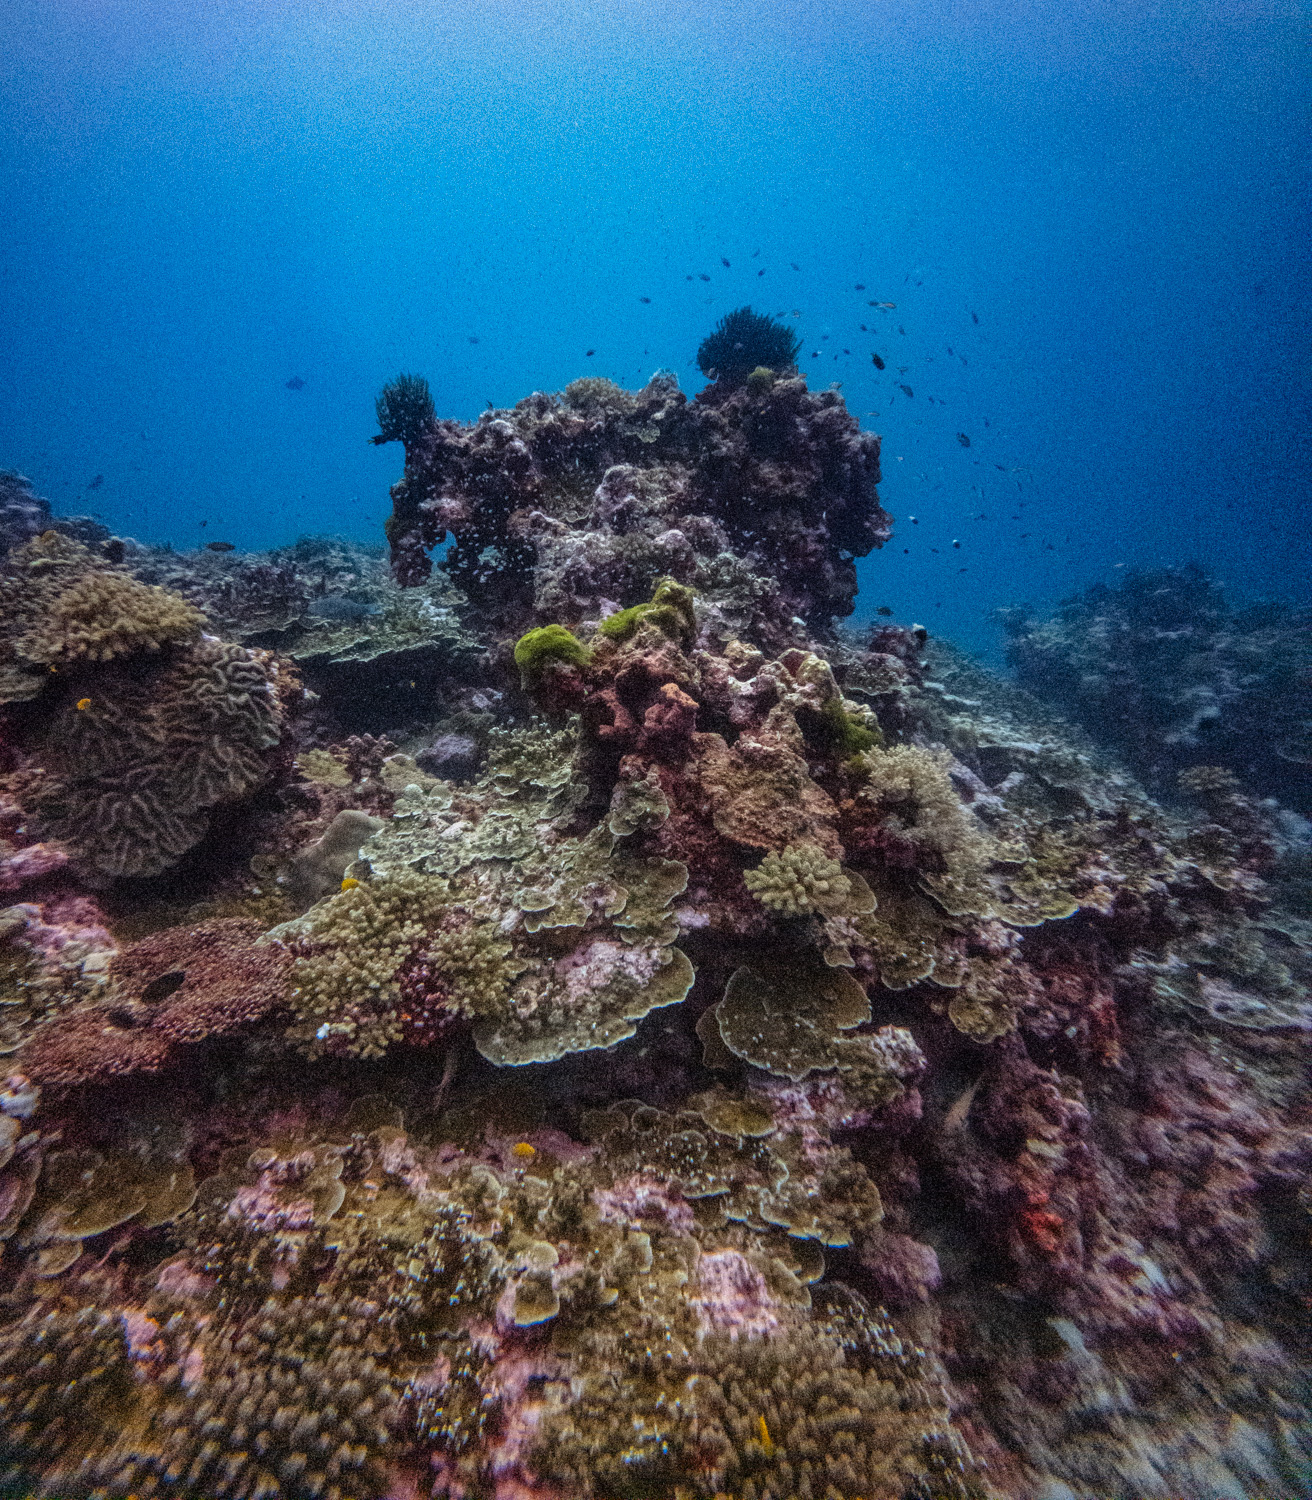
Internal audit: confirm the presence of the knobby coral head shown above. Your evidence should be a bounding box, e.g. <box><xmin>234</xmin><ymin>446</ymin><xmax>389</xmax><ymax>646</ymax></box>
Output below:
<box><xmin>697</xmin><ymin>306</ymin><xmax>802</xmax><ymax>386</ymax></box>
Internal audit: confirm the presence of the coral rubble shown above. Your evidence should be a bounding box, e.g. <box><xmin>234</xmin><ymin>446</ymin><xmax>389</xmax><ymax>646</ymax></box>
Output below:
<box><xmin>0</xmin><ymin>368</ymin><xmax>1307</xmax><ymax>1500</ymax></box>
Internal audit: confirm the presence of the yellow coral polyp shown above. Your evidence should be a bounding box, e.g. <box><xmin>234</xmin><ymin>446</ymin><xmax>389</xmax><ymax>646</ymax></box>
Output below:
<box><xmin>340</xmin><ymin>876</ymin><xmax>361</xmax><ymax>891</ymax></box>
<box><xmin>511</xmin><ymin>1141</ymin><xmax>537</xmax><ymax>1161</ymax></box>
<box><xmin>75</xmin><ymin>697</ymin><xmax>91</xmax><ymax>711</ymax></box>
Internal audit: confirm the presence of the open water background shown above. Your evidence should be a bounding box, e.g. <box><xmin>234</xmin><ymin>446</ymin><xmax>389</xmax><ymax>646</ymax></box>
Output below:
<box><xmin>2</xmin><ymin>0</ymin><xmax>1308</xmax><ymax>659</ymax></box>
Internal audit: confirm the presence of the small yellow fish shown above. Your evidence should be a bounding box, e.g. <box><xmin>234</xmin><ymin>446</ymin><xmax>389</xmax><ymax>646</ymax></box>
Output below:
<box><xmin>76</xmin><ymin>697</ymin><xmax>92</xmax><ymax>711</ymax></box>
<box><xmin>511</xmin><ymin>1141</ymin><xmax>537</xmax><ymax>1161</ymax></box>
<box><xmin>340</xmin><ymin>876</ymin><xmax>361</xmax><ymax>891</ymax></box>
<box><xmin>757</xmin><ymin>1414</ymin><xmax>774</xmax><ymax>1457</ymax></box>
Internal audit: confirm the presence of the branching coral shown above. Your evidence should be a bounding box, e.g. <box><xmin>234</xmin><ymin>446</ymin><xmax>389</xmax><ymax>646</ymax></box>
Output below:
<box><xmin>282</xmin><ymin>868</ymin><xmax>451</xmax><ymax>1058</ymax></box>
<box><xmin>745</xmin><ymin>842</ymin><xmax>852</xmax><ymax>918</ymax></box>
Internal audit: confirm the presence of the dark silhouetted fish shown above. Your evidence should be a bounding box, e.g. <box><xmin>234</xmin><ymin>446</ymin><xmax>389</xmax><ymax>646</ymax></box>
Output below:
<box><xmin>86</xmin><ymin>474</ymin><xmax>103</xmax><ymax>490</ymax></box>
<box><xmin>899</xmin><ymin>384</ymin><xmax>914</xmax><ymax>397</ymax></box>
<box><xmin>752</xmin><ymin>249</ymin><xmax>760</xmax><ymax>257</ymax></box>
<box><xmin>854</xmin><ymin>283</ymin><xmax>865</xmax><ymax>290</ymax></box>
<box><xmin>757</xmin><ymin>269</ymin><xmax>765</xmax><ymax>276</ymax></box>
<box><xmin>699</xmin><ymin>274</ymin><xmax>711</xmax><ymax>281</ymax></box>
<box><xmin>468</xmin><ymin>336</ymin><xmax>479</xmax><ymax>343</ymax></box>
<box><xmin>285</xmin><ymin>375</ymin><xmax>305</xmax><ymax>390</ymax></box>
<box><xmin>308</xmin><ymin>596</ymin><xmax>382</xmax><ymax>621</ymax></box>
<box><xmin>957</xmin><ymin>433</ymin><xmax>971</xmax><ymax>447</ymax></box>
<box><xmin>972</xmin><ymin>311</ymin><xmax>979</xmax><ymax>323</ymax></box>
<box><xmin>871</xmin><ymin>353</ymin><xmax>885</xmax><ymax>370</ymax></box>
<box><xmin>876</xmin><ymin>605</ymin><xmax>892</xmax><ymax>616</ymax></box>
<box><xmin>685</xmin><ymin>274</ymin><xmax>693</xmax><ymax>280</ymax></box>
<box><xmin>205</xmin><ymin>540</ymin><xmax>235</xmax><ymax>552</ymax></box>
<box><xmin>585</xmin><ymin>349</ymin><xmax>595</xmax><ymax>357</ymax></box>
<box><xmin>790</xmin><ymin>263</ymin><xmax>800</xmax><ymax>270</ymax></box>
<box><xmin>639</xmin><ymin>296</ymin><xmax>652</xmax><ymax>303</ymax></box>
<box><xmin>721</xmin><ymin>257</ymin><xmax>731</xmax><ymax>267</ymax></box>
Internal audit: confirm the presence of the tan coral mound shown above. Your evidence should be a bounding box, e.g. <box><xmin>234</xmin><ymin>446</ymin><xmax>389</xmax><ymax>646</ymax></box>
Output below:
<box><xmin>18</xmin><ymin>570</ymin><xmax>204</xmax><ymax>664</ymax></box>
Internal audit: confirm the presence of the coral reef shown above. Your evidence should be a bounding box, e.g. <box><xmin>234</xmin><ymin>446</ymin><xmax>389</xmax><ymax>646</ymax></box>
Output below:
<box><xmin>383</xmin><ymin>364</ymin><xmax>890</xmax><ymax>650</ymax></box>
<box><xmin>0</xmin><ymin>535</ymin><xmax>299</xmax><ymax>879</ymax></box>
<box><xmin>0</xmin><ymin>369</ymin><xmax>1307</xmax><ymax>1500</ymax></box>
<box><xmin>1002</xmin><ymin>566</ymin><xmax>1312</xmax><ymax>810</ymax></box>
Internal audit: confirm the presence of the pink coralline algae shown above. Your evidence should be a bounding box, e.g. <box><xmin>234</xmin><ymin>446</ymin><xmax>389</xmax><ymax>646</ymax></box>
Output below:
<box><xmin>692</xmin><ymin>1247</ymin><xmax>783</xmax><ymax>1339</ymax></box>
<box><xmin>22</xmin><ymin>917</ymin><xmax>289</xmax><ymax>1087</ymax></box>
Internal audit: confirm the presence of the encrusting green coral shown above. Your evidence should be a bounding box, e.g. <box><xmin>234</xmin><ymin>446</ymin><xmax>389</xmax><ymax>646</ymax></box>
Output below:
<box><xmin>512</xmin><ymin>623</ymin><xmax>591</xmax><ymax>680</ymax></box>
<box><xmin>596</xmin><ymin>576</ymin><xmax>697</xmax><ymax>645</ymax></box>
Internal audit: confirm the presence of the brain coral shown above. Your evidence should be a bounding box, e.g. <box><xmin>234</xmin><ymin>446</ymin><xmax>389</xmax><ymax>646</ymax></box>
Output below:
<box><xmin>29</xmin><ymin>638</ymin><xmax>291</xmax><ymax>879</ymax></box>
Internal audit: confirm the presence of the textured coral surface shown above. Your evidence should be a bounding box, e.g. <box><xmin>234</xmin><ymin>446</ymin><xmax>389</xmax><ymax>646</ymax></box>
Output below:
<box><xmin>0</xmin><ymin>373</ymin><xmax>1307</xmax><ymax>1500</ymax></box>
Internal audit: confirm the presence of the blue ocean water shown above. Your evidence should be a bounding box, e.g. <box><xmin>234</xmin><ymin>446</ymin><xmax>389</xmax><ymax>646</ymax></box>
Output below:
<box><xmin>1</xmin><ymin>0</ymin><xmax>1307</xmax><ymax>659</ymax></box>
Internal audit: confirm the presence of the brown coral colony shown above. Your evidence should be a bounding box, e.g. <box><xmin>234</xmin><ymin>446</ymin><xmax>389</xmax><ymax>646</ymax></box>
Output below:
<box><xmin>0</xmin><ymin>356</ymin><xmax>1305</xmax><ymax>1500</ymax></box>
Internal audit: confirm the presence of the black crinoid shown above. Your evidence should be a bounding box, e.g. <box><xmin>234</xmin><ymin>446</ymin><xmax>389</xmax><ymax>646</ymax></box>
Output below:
<box><xmin>696</xmin><ymin>306</ymin><xmax>802</xmax><ymax>386</ymax></box>
<box><xmin>372</xmin><ymin>373</ymin><xmax>436</xmax><ymax>446</ymax></box>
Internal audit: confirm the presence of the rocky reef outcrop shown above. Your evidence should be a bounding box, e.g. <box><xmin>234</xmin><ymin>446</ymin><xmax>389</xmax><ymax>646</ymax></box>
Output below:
<box><xmin>1002</xmin><ymin>565</ymin><xmax>1312</xmax><ymax>812</ymax></box>
<box><xmin>0</xmin><ymin>373</ymin><xmax>1307</xmax><ymax>1500</ymax></box>
<box><xmin>384</xmin><ymin>371</ymin><xmax>891</xmax><ymax>652</ymax></box>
